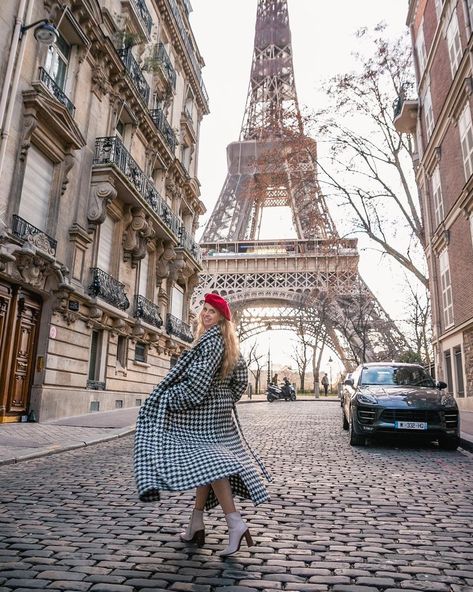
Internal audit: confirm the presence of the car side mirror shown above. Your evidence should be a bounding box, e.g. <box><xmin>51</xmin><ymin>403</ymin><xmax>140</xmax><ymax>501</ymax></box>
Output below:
<box><xmin>436</xmin><ymin>380</ymin><xmax>447</xmax><ymax>390</ymax></box>
<box><xmin>344</xmin><ymin>378</ymin><xmax>354</xmax><ymax>387</ymax></box>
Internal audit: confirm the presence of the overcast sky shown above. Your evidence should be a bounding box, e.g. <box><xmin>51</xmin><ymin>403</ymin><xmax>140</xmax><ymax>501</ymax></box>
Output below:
<box><xmin>190</xmin><ymin>1</ymin><xmax>411</xmax><ymax>371</ymax></box>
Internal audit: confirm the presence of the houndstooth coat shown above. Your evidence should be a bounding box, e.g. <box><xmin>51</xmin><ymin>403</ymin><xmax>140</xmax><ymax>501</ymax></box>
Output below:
<box><xmin>134</xmin><ymin>324</ymin><xmax>270</xmax><ymax>509</ymax></box>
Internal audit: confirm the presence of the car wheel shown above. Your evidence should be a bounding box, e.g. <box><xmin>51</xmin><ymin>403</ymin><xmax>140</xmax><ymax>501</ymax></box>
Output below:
<box><xmin>349</xmin><ymin>413</ymin><xmax>364</xmax><ymax>446</ymax></box>
<box><xmin>438</xmin><ymin>435</ymin><xmax>460</xmax><ymax>451</ymax></box>
<box><xmin>342</xmin><ymin>410</ymin><xmax>349</xmax><ymax>431</ymax></box>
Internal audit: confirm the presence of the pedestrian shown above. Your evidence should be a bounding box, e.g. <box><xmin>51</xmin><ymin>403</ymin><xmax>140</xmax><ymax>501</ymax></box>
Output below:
<box><xmin>321</xmin><ymin>373</ymin><xmax>329</xmax><ymax>395</ymax></box>
<box><xmin>134</xmin><ymin>293</ymin><xmax>271</xmax><ymax>557</ymax></box>
<box><xmin>271</xmin><ymin>372</ymin><xmax>279</xmax><ymax>385</ymax></box>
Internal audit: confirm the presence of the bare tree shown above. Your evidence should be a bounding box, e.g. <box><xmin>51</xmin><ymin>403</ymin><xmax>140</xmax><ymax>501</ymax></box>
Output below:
<box><xmin>400</xmin><ymin>282</ymin><xmax>433</xmax><ymax>367</ymax></box>
<box><xmin>246</xmin><ymin>342</ymin><xmax>265</xmax><ymax>394</ymax></box>
<box><xmin>312</xmin><ymin>24</ymin><xmax>427</xmax><ymax>288</ymax></box>
<box><xmin>290</xmin><ymin>330</ymin><xmax>311</xmax><ymax>391</ymax></box>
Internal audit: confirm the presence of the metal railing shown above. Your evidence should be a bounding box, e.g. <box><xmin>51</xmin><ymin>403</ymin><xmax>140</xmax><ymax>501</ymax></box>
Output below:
<box><xmin>11</xmin><ymin>214</ymin><xmax>57</xmax><ymax>257</ymax></box>
<box><xmin>38</xmin><ymin>67</ymin><xmax>75</xmax><ymax>116</ymax></box>
<box><xmin>93</xmin><ymin>136</ymin><xmax>181</xmax><ymax>236</ymax></box>
<box><xmin>179</xmin><ymin>225</ymin><xmax>202</xmax><ymax>263</ymax></box>
<box><xmin>152</xmin><ymin>43</ymin><xmax>177</xmax><ymax>89</ymax></box>
<box><xmin>200</xmin><ymin>238</ymin><xmax>359</xmax><ymax>258</ymax></box>
<box><xmin>88</xmin><ymin>267</ymin><xmax>130</xmax><ymax>310</ymax></box>
<box><xmin>117</xmin><ymin>48</ymin><xmax>150</xmax><ymax>105</ymax></box>
<box><xmin>167</xmin><ymin>0</ymin><xmax>208</xmax><ymax>104</ymax></box>
<box><xmin>166</xmin><ymin>313</ymin><xmax>193</xmax><ymax>343</ymax></box>
<box><xmin>133</xmin><ymin>0</ymin><xmax>153</xmax><ymax>34</ymax></box>
<box><xmin>133</xmin><ymin>295</ymin><xmax>163</xmax><ymax>328</ymax></box>
<box><xmin>149</xmin><ymin>107</ymin><xmax>176</xmax><ymax>152</ymax></box>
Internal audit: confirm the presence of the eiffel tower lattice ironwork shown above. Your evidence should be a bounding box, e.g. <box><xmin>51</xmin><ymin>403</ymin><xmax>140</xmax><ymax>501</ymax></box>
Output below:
<box><xmin>195</xmin><ymin>0</ymin><xmax>408</xmax><ymax>368</ymax></box>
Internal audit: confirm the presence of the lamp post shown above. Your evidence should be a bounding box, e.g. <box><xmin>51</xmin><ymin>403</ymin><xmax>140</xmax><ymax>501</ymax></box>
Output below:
<box><xmin>328</xmin><ymin>356</ymin><xmax>333</xmax><ymax>394</ymax></box>
<box><xmin>266</xmin><ymin>322</ymin><xmax>272</xmax><ymax>385</ymax></box>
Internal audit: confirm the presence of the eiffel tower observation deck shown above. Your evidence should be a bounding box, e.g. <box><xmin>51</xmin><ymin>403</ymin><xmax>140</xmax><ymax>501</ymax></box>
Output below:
<box><xmin>196</xmin><ymin>0</ymin><xmax>407</xmax><ymax>367</ymax></box>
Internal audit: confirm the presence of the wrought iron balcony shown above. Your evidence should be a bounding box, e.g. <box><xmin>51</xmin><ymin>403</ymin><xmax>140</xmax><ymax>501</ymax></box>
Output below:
<box><xmin>38</xmin><ymin>67</ymin><xmax>75</xmax><ymax>116</ymax></box>
<box><xmin>179</xmin><ymin>225</ymin><xmax>202</xmax><ymax>264</ymax></box>
<box><xmin>393</xmin><ymin>95</ymin><xmax>418</xmax><ymax>134</ymax></box>
<box><xmin>11</xmin><ymin>214</ymin><xmax>57</xmax><ymax>257</ymax></box>
<box><xmin>133</xmin><ymin>0</ymin><xmax>153</xmax><ymax>35</ymax></box>
<box><xmin>167</xmin><ymin>0</ymin><xmax>208</xmax><ymax>104</ymax></box>
<box><xmin>117</xmin><ymin>48</ymin><xmax>150</xmax><ymax>105</ymax></box>
<box><xmin>152</xmin><ymin>43</ymin><xmax>177</xmax><ymax>90</ymax></box>
<box><xmin>133</xmin><ymin>294</ymin><xmax>163</xmax><ymax>328</ymax></box>
<box><xmin>149</xmin><ymin>107</ymin><xmax>176</xmax><ymax>153</ymax></box>
<box><xmin>166</xmin><ymin>313</ymin><xmax>193</xmax><ymax>343</ymax></box>
<box><xmin>94</xmin><ymin>136</ymin><xmax>181</xmax><ymax>237</ymax></box>
<box><xmin>88</xmin><ymin>267</ymin><xmax>130</xmax><ymax>310</ymax></box>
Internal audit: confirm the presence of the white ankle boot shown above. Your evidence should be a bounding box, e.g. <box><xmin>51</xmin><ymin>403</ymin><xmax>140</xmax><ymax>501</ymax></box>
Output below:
<box><xmin>218</xmin><ymin>511</ymin><xmax>254</xmax><ymax>557</ymax></box>
<box><xmin>180</xmin><ymin>509</ymin><xmax>205</xmax><ymax>546</ymax></box>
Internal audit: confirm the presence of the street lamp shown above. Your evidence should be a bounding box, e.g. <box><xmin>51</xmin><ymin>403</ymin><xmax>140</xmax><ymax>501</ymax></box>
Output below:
<box><xmin>20</xmin><ymin>20</ymin><xmax>59</xmax><ymax>45</ymax></box>
<box><xmin>328</xmin><ymin>356</ymin><xmax>333</xmax><ymax>394</ymax></box>
<box><xmin>266</xmin><ymin>322</ymin><xmax>272</xmax><ymax>384</ymax></box>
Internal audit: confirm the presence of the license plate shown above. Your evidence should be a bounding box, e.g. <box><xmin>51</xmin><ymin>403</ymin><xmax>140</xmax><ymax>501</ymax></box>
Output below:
<box><xmin>395</xmin><ymin>421</ymin><xmax>427</xmax><ymax>430</ymax></box>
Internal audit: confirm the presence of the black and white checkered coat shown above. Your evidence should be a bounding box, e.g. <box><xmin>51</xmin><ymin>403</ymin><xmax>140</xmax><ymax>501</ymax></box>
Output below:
<box><xmin>134</xmin><ymin>325</ymin><xmax>270</xmax><ymax>509</ymax></box>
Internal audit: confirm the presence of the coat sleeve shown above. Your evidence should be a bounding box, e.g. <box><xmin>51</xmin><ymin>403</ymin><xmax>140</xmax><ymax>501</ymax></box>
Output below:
<box><xmin>228</xmin><ymin>354</ymin><xmax>249</xmax><ymax>403</ymax></box>
<box><xmin>165</xmin><ymin>336</ymin><xmax>224</xmax><ymax>412</ymax></box>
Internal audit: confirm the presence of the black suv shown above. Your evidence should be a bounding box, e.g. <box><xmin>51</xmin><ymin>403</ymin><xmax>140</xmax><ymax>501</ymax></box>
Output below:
<box><xmin>341</xmin><ymin>362</ymin><xmax>460</xmax><ymax>449</ymax></box>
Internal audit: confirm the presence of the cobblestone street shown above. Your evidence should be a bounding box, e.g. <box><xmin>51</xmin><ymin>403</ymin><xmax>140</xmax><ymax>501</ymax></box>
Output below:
<box><xmin>1</xmin><ymin>402</ymin><xmax>473</xmax><ymax>592</ymax></box>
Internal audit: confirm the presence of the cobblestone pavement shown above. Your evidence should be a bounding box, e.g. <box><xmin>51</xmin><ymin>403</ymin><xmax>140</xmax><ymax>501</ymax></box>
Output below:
<box><xmin>1</xmin><ymin>402</ymin><xmax>473</xmax><ymax>592</ymax></box>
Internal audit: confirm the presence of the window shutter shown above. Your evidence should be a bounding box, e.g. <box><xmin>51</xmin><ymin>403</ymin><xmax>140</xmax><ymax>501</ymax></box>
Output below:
<box><xmin>139</xmin><ymin>253</ymin><xmax>149</xmax><ymax>296</ymax></box>
<box><xmin>19</xmin><ymin>145</ymin><xmax>54</xmax><ymax>231</ymax></box>
<box><xmin>97</xmin><ymin>215</ymin><xmax>114</xmax><ymax>274</ymax></box>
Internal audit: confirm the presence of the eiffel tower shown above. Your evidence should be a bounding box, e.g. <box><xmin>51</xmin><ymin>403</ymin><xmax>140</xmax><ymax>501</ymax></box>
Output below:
<box><xmin>195</xmin><ymin>0</ymin><xmax>407</xmax><ymax>368</ymax></box>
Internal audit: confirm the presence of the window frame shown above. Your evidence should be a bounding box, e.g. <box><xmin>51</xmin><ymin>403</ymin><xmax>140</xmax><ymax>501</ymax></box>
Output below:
<box><xmin>416</xmin><ymin>21</ymin><xmax>427</xmax><ymax>76</ymax></box>
<box><xmin>446</xmin><ymin>9</ymin><xmax>462</xmax><ymax>76</ymax></box>
<box><xmin>459</xmin><ymin>103</ymin><xmax>473</xmax><ymax>179</ymax></box>
<box><xmin>431</xmin><ymin>166</ymin><xmax>444</xmax><ymax>228</ymax></box>
<box><xmin>423</xmin><ymin>87</ymin><xmax>435</xmax><ymax>138</ymax></box>
<box><xmin>439</xmin><ymin>249</ymin><xmax>454</xmax><ymax>329</ymax></box>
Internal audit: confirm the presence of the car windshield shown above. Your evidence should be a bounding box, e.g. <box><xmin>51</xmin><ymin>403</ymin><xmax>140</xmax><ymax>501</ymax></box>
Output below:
<box><xmin>360</xmin><ymin>366</ymin><xmax>436</xmax><ymax>387</ymax></box>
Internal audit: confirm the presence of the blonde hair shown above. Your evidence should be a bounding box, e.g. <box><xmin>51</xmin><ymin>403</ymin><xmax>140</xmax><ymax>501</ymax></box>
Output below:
<box><xmin>195</xmin><ymin>315</ymin><xmax>240</xmax><ymax>378</ymax></box>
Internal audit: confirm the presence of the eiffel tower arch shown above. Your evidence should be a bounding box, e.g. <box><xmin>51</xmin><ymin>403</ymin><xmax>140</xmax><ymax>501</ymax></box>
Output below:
<box><xmin>195</xmin><ymin>0</ymin><xmax>408</xmax><ymax>369</ymax></box>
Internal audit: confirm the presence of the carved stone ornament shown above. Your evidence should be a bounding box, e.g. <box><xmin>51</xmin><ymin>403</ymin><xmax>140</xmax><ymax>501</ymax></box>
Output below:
<box><xmin>19</xmin><ymin>113</ymin><xmax>38</xmax><ymax>161</ymax></box>
<box><xmin>156</xmin><ymin>241</ymin><xmax>176</xmax><ymax>280</ymax></box>
<box><xmin>13</xmin><ymin>251</ymin><xmax>51</xmax><ymax>288</ymax></box>
<box><xmin>61</xmin><ymin>153</ymin><xmax>75</xmax><ymax>196</ymax></box>
<box><xmin>122</xmin><ymin>206</ymin><xmax>155</xmax><ymax>266</ymax></box>
<box><xmin>91</xmin><ymin>64</ymin><xmax>111</xmax><ymax>99</ymax></box>
<box><xmin>168</xmin><ymin>252</ymin><xmax>186</xmax><ymax>283</ymax></box>
<box><xmin>87</xmin><ymin>181</ymin><xmax>117</xmax><ymax>230</ymax></box>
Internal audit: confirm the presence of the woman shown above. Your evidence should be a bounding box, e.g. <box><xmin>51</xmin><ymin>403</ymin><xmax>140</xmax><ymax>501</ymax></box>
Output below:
<box><xmin>134</xmin><ymin>293</ymin><xmax>270</xmax><ymax>556</ymax></box>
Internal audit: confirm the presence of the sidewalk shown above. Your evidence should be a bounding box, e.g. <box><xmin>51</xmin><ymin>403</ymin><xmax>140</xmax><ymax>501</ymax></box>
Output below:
<box><xmin>1</xmin><ymin>397</ymin><xmax>472</xmax><ymax>466</ymax></box>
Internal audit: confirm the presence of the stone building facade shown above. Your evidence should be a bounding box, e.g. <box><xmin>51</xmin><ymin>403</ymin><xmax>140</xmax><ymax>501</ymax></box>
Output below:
<box><xmin>0</xmin><ymin>0</ymin><xmax>208</xmax><ymax>422</ymax></box>
<box><xmin>396</xmin><ymin>0</ymin><xmax>473</xmax><ymax>410</ymax></box>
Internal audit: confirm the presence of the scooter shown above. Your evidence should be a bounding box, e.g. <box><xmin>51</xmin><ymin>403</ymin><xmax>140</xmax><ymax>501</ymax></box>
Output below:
<box><xmin>266</xmin><ymin>380</ymin><xmax>296</xmax><ymax>402</ymax></box>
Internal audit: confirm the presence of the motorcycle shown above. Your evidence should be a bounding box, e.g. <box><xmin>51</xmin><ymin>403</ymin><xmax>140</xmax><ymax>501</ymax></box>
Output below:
<box><xmin>266</xmin><ymin>380</ymin><xmax>296</xmax><ymax>402</ymax></box>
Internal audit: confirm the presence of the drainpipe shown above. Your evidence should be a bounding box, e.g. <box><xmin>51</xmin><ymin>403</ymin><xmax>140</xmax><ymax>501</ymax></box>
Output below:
<box><xmin>0</xmin><ymin>0</ymin><xmax>35</xmax><ymax>207</ymax></box>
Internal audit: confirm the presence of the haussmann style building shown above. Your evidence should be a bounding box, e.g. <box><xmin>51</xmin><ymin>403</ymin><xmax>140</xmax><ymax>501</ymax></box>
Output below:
<box><xmin>0</xmin><ymin>0</ymin><xmax>208</xmax><ymax>422</ymax></box>
<box><xmin>396</xmin><ymin>0</ymin><xmax>473</xmax><ymax>410</ymax></box>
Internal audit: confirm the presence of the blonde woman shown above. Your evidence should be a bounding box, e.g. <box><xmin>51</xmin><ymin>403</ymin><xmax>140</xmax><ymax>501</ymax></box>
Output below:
<box><xmin>134</xmin><ymin>293</ymin><xmax>270</xmax><ymax>556</ymax></box>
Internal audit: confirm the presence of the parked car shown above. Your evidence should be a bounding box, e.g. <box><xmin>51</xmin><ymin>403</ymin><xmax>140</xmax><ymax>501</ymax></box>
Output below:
<box><xmin>341</xmin><ymin>362</ymin><xmax>460</xmax><ymax>449</ymax></box>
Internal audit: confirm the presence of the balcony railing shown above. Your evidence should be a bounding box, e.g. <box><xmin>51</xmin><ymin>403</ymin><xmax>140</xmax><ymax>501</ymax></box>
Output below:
<box><xmin>168</xmin><ymin>0</ymin><xmax>208</xmax><ymax>104</ymax></box>
<box><xmin>133</xmin><ymin>295</ymin><xmax>163</xmax><ymax>328</ymax></box>
<box><xmin>88</xmin><ymin>267</ymin><xmax>130</xmax><ymax>310</ymax></box>
<box><xmin>94</xmin><ymin>136</ymin><xmax>181</xmax><ymax>236</ymax></box>
<box><xmin>38</xmin><ymin>67</ymin><xmax>75</xmax><ymax>116</ymax></box>
<box><xmin>11</xmin><ymin>214</ymin><xmax>57</xmax><ymax>257</ymax></box>
<box><xmin>152</xmin><ymin>43</ymin><xmax>177</xmax><ymax>90</ymax></box>
<box><xmin>149</xmin><ymin>107</ymin><xmax>176</xmax><ymax>153</ymax></box>
<box><xmin>179</xmin><ymin>226</ymin><xmax>202</xmax><ymax>264</ymax></box>
<box><xmin>166</xmin><ymin>313</ymin><xmax>193</xmax><ymax>343</ymax></box>
<box><xmin>117</xmin><ymin>48</ymin><xmax>150</xmax><ymax>105</ymax></box>
<box><xmin>133</xmin><ymin>0</ymin><xmax>153</xmax><ymax>35</ymax></box>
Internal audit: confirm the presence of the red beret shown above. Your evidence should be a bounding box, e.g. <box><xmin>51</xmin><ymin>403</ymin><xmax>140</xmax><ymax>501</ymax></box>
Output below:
<box><xmin>204</xmin><ymin>293</ymin><xmax>232</xmax><ymax>321</ymax></box>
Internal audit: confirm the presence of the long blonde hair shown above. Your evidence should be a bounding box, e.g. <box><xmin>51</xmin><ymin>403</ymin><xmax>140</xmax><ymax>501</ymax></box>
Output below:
<box><xmin>195</xmin><ymin>316</ymin><xmax>240</xmax><ymax>378</ymax></box>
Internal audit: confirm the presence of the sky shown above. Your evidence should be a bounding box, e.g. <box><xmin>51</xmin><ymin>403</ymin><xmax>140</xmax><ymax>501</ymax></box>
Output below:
<box><xmin>189</xmin><ymin>1</ymin><xmax>412</xmax><ymax>376</ymax></box>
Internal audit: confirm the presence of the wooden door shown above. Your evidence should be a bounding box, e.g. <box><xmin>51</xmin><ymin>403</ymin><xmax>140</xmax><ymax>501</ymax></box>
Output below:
<box><xmin>0</xmin><ymin>283</ymin><xmax>41</xmax><ymax>422</ymax></box>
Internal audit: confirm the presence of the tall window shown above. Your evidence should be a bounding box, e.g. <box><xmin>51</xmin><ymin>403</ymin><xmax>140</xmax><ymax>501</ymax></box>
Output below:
<box><xmin>88</xmin><ymin>330</ymin><xmax>105</xmax><ymax>388</ymax></box>
<box><xmin>44</xmin><ymin>33</ymin><xmax>71</xmax><ymax>90</ymax></box>
<box><xmin>454</xmin><ymin>346</ymin><xmax>465</xmax><ymax>396</ymax></box>
<box><xmin>439</xmin><ymin>249</ymin><xmax>454</xmax><ymax>328</ymax></box>
<box><xmin>171</xmin><ymin>284</ymin><xmax>184</xmax><ymax>320</ymax></box>
<box><xmin>97</xmin><ymin>215</ymin><xmax>115</xmax><ymax>275</ymax></box>
<box><xmin>416</xmin><ymin>22</ymin><xmax>427</xmax><ymax>76</ymax></box>
<box><xmin>19</xmin><ymin>145</ymin><xmax>54</xmax><ymax>231</ymax></box>
<box><xmin>138</xmin><ymin>252</ymin><xmax>149</xmax><ymax>297</ymax></box>
<box><xmin>446</xmin><ymin>10</ymin><xmax>462</xmax><ymax>76</ymax></box>
<box><xmin>459</xmin><ymin>103</ymin><xmax>473</xmax><ymax>179</ymax></box>
<box><xmin>423</xmin><ymin>88</ymin><xmax>434</xmax><ymax>138</ymax></box>
<box><xmin>431</xmin><ymin>166</ymin><xmax>444</xmax><ymax>227</ymax></box>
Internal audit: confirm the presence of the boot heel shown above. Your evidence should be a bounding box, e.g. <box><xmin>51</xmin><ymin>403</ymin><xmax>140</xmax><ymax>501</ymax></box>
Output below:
<box><xmin>244</xmin><ymin>529</ymin><xmax>254</xmax><ymax>547</ymax></box>
<box><xmin>193</xmin><ymin>529</ymin><xmax>205</xmax><ymax>547</ymax></box>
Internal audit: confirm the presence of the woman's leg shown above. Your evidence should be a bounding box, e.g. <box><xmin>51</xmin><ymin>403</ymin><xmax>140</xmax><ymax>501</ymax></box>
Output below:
<box><xmin>211</xmin><ymin>478</ymin><xmax>236</xmax><ymax>514</ymax></box>
<box><xmin>195</xmin><ymin>485</ymin><xmax>211</xmax><ymax>510</ymax></box>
